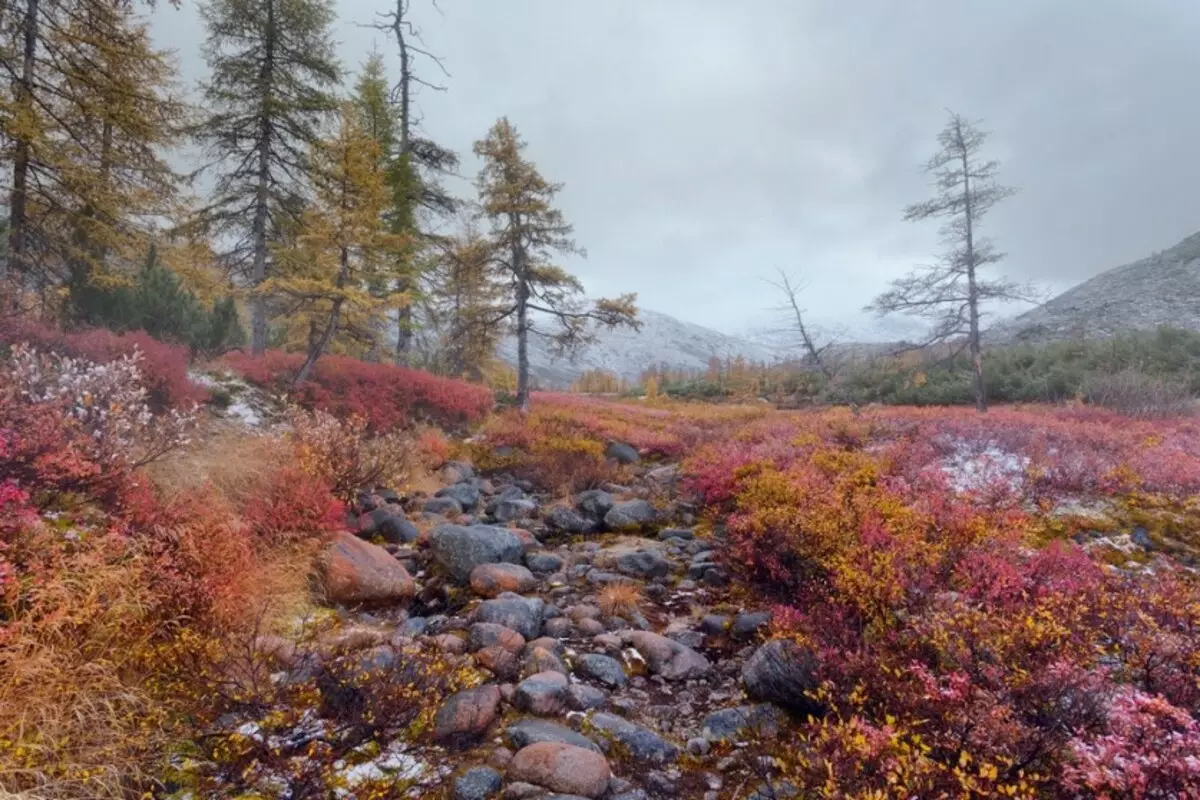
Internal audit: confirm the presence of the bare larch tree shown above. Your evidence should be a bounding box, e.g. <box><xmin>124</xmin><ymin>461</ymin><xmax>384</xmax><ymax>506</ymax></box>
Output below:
<box><xmin>868</xmin><ymin>111</ymin><xmax>1027</xmax><ymax>412</ymax></box>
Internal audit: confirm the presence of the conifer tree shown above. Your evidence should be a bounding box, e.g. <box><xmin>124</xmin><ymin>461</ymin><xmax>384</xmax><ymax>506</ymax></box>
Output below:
<box><xmin>267</xmin><ymin>105</ymin><xmax>407</xmax><ymax>384</ymax></box>
<box><xmin>473</xmin><ymin>117</ymin><xmax>639</xmax><ymax>410</ymax></box>
<box><xmin>193</xmin><ymin>0</ymin><xmax>340</xmax><ymax>354</ymax></box>
<box><xmin>0</xmin><ymin>0</ymin><xmax>184</xmax><ymax>312</ymax></box>
<box><xmin>425</xmin><ymin>218</ymin><xmax>504</xmax><ymax>379</ymax></box>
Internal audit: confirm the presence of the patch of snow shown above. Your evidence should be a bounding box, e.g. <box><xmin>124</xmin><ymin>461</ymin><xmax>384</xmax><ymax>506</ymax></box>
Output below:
<box><xmin>940</xmin><ymin>443</ymin><xmax>1030</xmax><ymax>495</ymax></box>
<box><xmin>333</xmin><ymin>744</ymin><xmax>430</xmax><ymax>797</ymax></box>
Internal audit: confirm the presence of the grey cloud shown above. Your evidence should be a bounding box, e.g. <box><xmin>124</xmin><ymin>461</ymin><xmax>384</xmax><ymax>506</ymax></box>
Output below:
<box><xmin>153</xmin><ymin>0</ymin><xmax>1200</xmax><ymax>337</ymax></box>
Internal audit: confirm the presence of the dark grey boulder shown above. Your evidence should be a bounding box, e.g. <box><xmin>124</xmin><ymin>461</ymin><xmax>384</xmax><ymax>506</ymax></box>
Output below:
<box><xmin>604</xmin><ymin>441</ymin><xmax>639</xmax><ymax>464</ymax></box>
<box><xmin>424</xmin><ymin>496</ymin><xmax>463</xmax><ymax>516</ymax></box>
<box><xmin>452</xmin><ymin>765</ymin><xmax>502</xmax><ymax>800</ymax></box>
<box><xmin>731</xmin><ymin>611</ymin><xmax>772</xmax><ymax>640</ymax></box>
<box><xmin>474</xmin><ymin>594</ymin><xmax>545</xmax><ymax>641</ymax></box>
<box><xmin>604</xmin><ymin>500</ymin><xmax>656</xmax><ymax>532</ymax></box>
<box><xmin>526</xmin><ymin>552</ymin><xmax>566</xmax><ymax>575</ymax></box>
<box><xmin>742</xmin><ymin>639</ymin><xmax>823</xmax><ymax>717</ymax></box>
<box><xmin>506</xmin><ymin>719</ymin><xmax>602</xmax><ymax>753</ymax></box>
<box><xmin>588</xmin><ymin>713</ymin><xmax>678</xmax><ymax>764</ymax></box>
<box><xmin>658</xmin><ymin>528</ymin><xmax>694</xmax><ymax>541</ymax></box>
<box><xmin>493</xmin><ymin>497</ymin><xmax>538</xmax><ymax>523</ymax></box>
<box><xmin>575</xmin><ymin>489</ymin><xmax>614</xmax><ymax>520</ymax></box>
<box><xmin>616</xmin><ymin>549</ymin><xmax>669</xmax><ymax>579</ymax></box>
<box><xmin>376</xmin><ymin>515</ymin><xmax>420</xmax><ymax>544</ymax></box>
<box><xmin>430</xmin><ymin>524</ymin><xmax>525</xmax><ymax>582</ymax></box>
<box><xmin>546</xmin><ymin>506</ymin><xmax>599</xmax><ymax>534</ymax></box>
<box><xmin>436</xmin><ymin>482</ymin><xmax>482</xmax><ymax>511</ymax></box>
<box><xmin>566</xmin><ymin>684</ymin><xmax>607</xmax><ymax>711</ymax></box>
<box><xmin>574</xmin><ymin>653</ymin><xmax>627</xmax><ymax>688</ymax></box>
<box><xmin>701</xmin><ymin>704</ymin><xmax>786</xmax><ymax>742</ymax></box>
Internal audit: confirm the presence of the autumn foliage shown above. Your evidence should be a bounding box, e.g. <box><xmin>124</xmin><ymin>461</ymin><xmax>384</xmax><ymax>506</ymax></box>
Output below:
<box><xmin>682</xmin><ymin>404</ymin><xmax>1200</xmax><ymax>797</ymax></box>
<box><xmin>221</xmin><ymin>349</ymin><xmax>494</xmax><ymax>431</ymax></box>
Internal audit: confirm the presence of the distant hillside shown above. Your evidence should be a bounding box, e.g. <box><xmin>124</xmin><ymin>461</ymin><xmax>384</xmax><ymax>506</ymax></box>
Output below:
<box><xmin>496</xmin><ymin>308</ymin><xmax>777</xmax><ymax>387</ymax></box>
<box><xmin>993</xmin><ymin>230</ymin><xmax>1200</xmax><ymax>343</ymax></box>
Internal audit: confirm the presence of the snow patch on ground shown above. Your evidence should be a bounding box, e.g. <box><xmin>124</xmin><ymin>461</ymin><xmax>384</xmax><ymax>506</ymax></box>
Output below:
<box><xmin>189</xmin><ymin>369</ymin><xmax>279</xmax><ymax>428</ymax></box>
<box><xmin>940</xmin><ymin>442</ymin><xmax>1030</xmax><ymax>495</ymax></box>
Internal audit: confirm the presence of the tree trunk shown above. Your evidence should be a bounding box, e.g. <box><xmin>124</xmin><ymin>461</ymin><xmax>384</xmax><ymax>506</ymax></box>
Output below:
<box><xmin>6</xmin><ymin>0</ymin><xmax>39</xmax><ymax>308</ymax></box>
<box><xmin>515</xmin><ymin>277</ymin><xmax>530</xmax><ymax>411</ymax></box>
<box><xmin>392</xmin><ymin>0</ymin><xmax>414</xmax><ymax>366</ymax></box>
<box><xmin>958</xmin><ymin>119</ymin><xmax>987</xmax><ymax>413</ymax></box>
<box><xmin>250</xmin><ymin>0</ymin><xmax>276</xmax><ymax>355</ymax></box>
<box><xmin>294</xmin><ymin>244</ymin><xmax>349</xmax><ymax>386</ymax></box>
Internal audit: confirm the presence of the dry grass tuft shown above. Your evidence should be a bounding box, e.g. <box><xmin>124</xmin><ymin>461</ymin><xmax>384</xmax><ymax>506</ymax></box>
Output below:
<box><xmin>143</xmin><ymin>419</ymin><xmax>287</xmax><ymax>504</ymax></box>
<box><xmin>598</xmin><ymin>581</ymin><xmax>643</xmax><ymax>618</ymax></box>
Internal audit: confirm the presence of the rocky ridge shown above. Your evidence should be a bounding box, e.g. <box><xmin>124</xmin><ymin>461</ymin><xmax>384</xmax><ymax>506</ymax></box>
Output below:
<box><xmin>178</xmin><ymin>447</ymin><xmax>813</xmax><ymax>799</ymax></box>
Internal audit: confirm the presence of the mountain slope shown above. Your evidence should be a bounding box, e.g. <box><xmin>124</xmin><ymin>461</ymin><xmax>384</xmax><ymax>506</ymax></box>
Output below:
<box><xmin>993</xmin><ymin>230</ymin><xmax>1200</xmax><ymax>343</ymax></box>
<box><xmin>496</xmin><ymin>308</ymin><xmax>778</xmax><ymax>387</ymax></box>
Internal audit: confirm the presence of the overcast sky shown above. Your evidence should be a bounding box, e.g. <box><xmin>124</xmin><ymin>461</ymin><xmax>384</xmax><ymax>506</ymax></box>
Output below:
<box><xmin>152</xmin><ymin>0</ymin><xmax>1200</xmax><ymax>337</ymax></box>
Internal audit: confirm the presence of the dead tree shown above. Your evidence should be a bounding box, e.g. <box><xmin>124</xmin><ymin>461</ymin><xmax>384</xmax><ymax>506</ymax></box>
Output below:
<box><xmin>868</xmin><ymin>111</ymin><xmax>1031</xmax><ymax>412</ymax></box>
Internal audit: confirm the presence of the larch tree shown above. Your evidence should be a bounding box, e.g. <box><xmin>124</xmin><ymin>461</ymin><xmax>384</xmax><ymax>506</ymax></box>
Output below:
<box><xmin>425</xmin><ymin>216</ymin><xmax>504</xmax><ymax>379</ymax></box>
<box><xmin>0</xmin><ymin>0</ymin><xmax>183</xmax><ymax>313</ymax></box>
<box><xmin>193</xmin><ymin>0</ymin><xmax>340</xmax><ymax>355</ymax></box>
<box><xmin>473</xmin><ymin>117</ymin><xmax>639</xmax><ymax>410</ymax></box>
<box><xmin>370</xmin><ymin>0</ymin><xmax>459</xmax><ymax>365</ymax></box>
<box><xmin>267</xmin><ymin>105</ymin><xmax>407</xmax><ymax>385</ymax></box>
<box><xmin>868</xmin><ymin>111</ymin><xmax>1027</xmax><ymax>412</ymax></box>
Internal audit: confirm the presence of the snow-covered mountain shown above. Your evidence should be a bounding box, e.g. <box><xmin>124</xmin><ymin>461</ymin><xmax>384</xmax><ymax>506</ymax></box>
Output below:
<box><xmin>496</xmin><ymin>308</ymin><xmax>778</xmax><ymax>387</ymax></box>
<box><xmin>991</xmin><ymin>230</ymin><xmax>1200</xmax><ymax>343</ymax></box>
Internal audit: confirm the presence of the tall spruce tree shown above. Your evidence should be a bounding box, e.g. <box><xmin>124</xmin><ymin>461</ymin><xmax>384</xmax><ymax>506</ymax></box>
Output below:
<box><xmin>473</xmin><ymin>117</ymin><xmax>639</xmax><ymax>410</ymax></box>
<box><xmin>193</xmin><ymin>0</ymin><xmax>340</xmax><ymax>354</ymax></box>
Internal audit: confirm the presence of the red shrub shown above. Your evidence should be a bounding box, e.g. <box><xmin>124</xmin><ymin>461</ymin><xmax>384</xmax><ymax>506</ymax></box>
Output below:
<box><xmin>0</xmin><ymin>318</ymin><xmax>205</xmax><ymax>410</ymax></box>
<box><xmin>238</xmin><ymin>466</ymin><xmax>346</xmax><ymax>547</ymax></box>
<box><xmin>221</xmin><ymin>350</ymin><xmax>493</xmax><ymax>431</ymax></box>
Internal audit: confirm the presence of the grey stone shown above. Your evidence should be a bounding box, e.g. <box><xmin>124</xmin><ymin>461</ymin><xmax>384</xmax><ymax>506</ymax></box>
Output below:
<box><xmin>588</xmin><ymin>713</ymin><xmax>679</xmax><ymax>764</ymax></box>
<box><xmin>622</xmin><ymin>630</ymin><xmax>710</xmax><ymax>681</ymax></box>
<box><xmin>546</xmin><ymin>506</ymin><xmax>599</xmax><ymax>534</ymax></box>
<box><xmin>604</xmin><ymin>500</ymin><xmax>657</xmax><ymax>532</ymax></box>
<box><xmin>475</xmin><ymin>594</ymin><xmax>545</xmax><ymax>641</ymax></box>
<box><xmin>658</xmin><ymin>527</ymin><xmax>694</xmax><ymax>541</ymax></box>
<box><xmin>527</xmin><ymin>552</ymin><xmax>566</xmax><ymax>575</ymax></box>
<box><xmin>402</xmin><ymin>616</ymin><xmax>429</xmax><ymax>637</ymax></box>
<box><xmin>514</xmin><ymin>671</ymin><xmax>569</xmax><ymax>716</ymax></box>
<box><xmin>431</xmin><ymin>524</ymin><xmax>525</xmax><ymax>582</ymax></box>
<box><xmin>742</xmin><ymin>640</ymin><xmax>823</xmax><ymax>717</ymax></box>
<box><xmin>700</xmin><ymin>615</ymin><xmax>732</xmax><ymax>635</ymax></box>
<box><xmin>566</xmin><ymin>684</ymin><xmax>608</xmax><ymax>711</ymax></box>
<box><xmin>506</xmin><ymin>719</ymin><xmax>602</xmax><ymax>753</ymax></box>
<box><xmin>604</xmin><ymin>441</ymin><xmax>639</xmax><ymax>464</ymax></box>
<box><xmin>574</xmin><ymin>653</ymin><xmax>627</xmax><ymax>688</ymax></box>
<box><xmin>701</xmin><ymin>704</ymin><xmax>786</xmax><ymax>742</ymax></box>
<box><xmin>425</xmin><ymin>496</ymin><xmax>463</xmax><ymax>516</ymax></box>
<box><xmin>1131</xmin><ymin>525</ymin><xmax>1155</xmax><ymax>550</ymax></box>
<box><xmin>616</xmin><ymin>549</ymin><xmax>669</xmax><ymax>579</ymax></box>
<box><xmin>442</xmin><ymin>461</ymin><xmax>475</xmax><ymax>483</ymax></box>
<box><xmin>575</xmin><ymin>489</ymin><xmax>614</xmax><ymax>520</ymax></box>
<box><xmin>452</xmin><ymin>765</ymin><xmax>502</xmax><ymax>800</ymax></box>
<box><xmin>437</xmin><ymin>482</ymin><xmax>482</xmax><ymax>511</ymax></box>
<box><xmin>731</xmin><ymin>611</ymin><xmax>772</xmax><ymax>640</ymax></box>
<box><xmin>493</xmin><ymin>498</ymin><xmax>538</xmax><ymax>523</ymax></box>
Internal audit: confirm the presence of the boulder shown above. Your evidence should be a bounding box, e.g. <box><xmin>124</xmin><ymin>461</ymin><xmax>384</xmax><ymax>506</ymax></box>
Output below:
<box><xmin>425</xmin><ymin>496</ymin><xmax>463</xmax><ymax>516</ymax></box>
<box><xmin>622</xmin><ymin>631</ymin><xmax>710</xmax><ymax>681</ymax></box>
<box><xmin>523</xmin><ymin>646</ymin><xmax>568</xmax><ymax>678</ymax></box>
<box><xmin>514</xmin><ymin>671</ymin><xmax>570</xmax><ymax>716</ymax></box>
<box><xmin>474</xmin><ymin>594</ymin><xmax>545</xmax><ymax>640</ymax></box>
<box><xmin>574</xmin><ymin>653</ymin><xmax>626</xmax><ymax>688</ymax></box>
<box><xmin>575</xmin><ymin>489</ymin><xmax>614</xmax><ymax>520</ymax></box>
<box><xmin>603</xmin><ymin>500</ymin><xmax>656</xmax><ymax>532</ymax></box>
<box><xmin>467</xmin><ymin>622</ymin><xmax>526</xmax><ymax>654</ymax></box>
<box><xmin>615</xmin><ymin>549</ymin><xmax>669</xmax><ymax>579</ymax></box>
<box><xmin>566</xmin><ymin>683</ymin><xmax>608</xmax><ymax>711</ymax></box>
<box><xmin>470</xmin><ymin>563</ymin><xmax>538</xmax><ymax>598</ymax></box>
<box><xmin>452</xmin><ymin>765</ymin><xmax>503</xmax><ymax>800</ymax></box>
<box><xmin>507</xmin><ymin>742</ymin><xmax>611</xmax><ymax>799</ymax></box>
<box><xmin>546</xmin><ymin>506</ymin><xmax>598</xmax><ymax>534</ymax></box>
<box><xmin>658</xmin><ymin>527</ymin><xmax>694</xmax><ymax>541</ymax></box>
<box><xmin>506</xmin><ymin>719</ymin><xmax>602</xmax><ymax>753</ymax></box>
<box><xmin>742</xmin><ymin>639</ymin><xmax>823</xmax><ymax>717</ymax></box>
<box><xmin>604</xmin><ymin>441</ymin><xmax>639</xmax><ymax>464</ymax></box>
<box><xmin>315</xmin><ymin>533</ymin><xmax>415</xmax><ymax>606</ymax></box>
<box><xmin>588</xmin><ymin>713</ymin><xmax>679</xmax><ymax>764</ymax></box>
<box><xmin>442</xmin><ymin>461</ymin><xmax>475</xmax><ymax>484</ymax></box>
<box><xmin>474</xmin><ymin>646</ymin><xmax>519</xmax><ymax>680</ymax></box>
<box><xmin>701</xmin><ymin>704</ymin><xmax>786</xmax><ymax>742</ymax></box>
<box><xmin>431</xmin><ymin>524</ymin><xmax>525</xmax><ymax>582</ymax></box>
<box><xmin>436</xmin><ymin>482</ymin><xmax>482</xmax><ymax>512</ymax></box>
<box><xmin>526</xmin><ymin>552</ymin><xmax>566</xmax><ymax>575</ymax></box>
<box><xmin>433</xmin><ymin>685</ymin><xmax>502</xmax><ymax>744</ymax></box>
<box><xmin>377</xmin><ymin>515</ymin><xmax>421</xmax><ymax>544</ymax></box>
<box><xmin>731</xmin><ymin>611</ymin><xmax>772</xmax><ymax>640</ymax></box>
<box><xmin>493</xmin><ymin>497</ymin><xmax>538</xmax><ymax>523</ymax></box>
